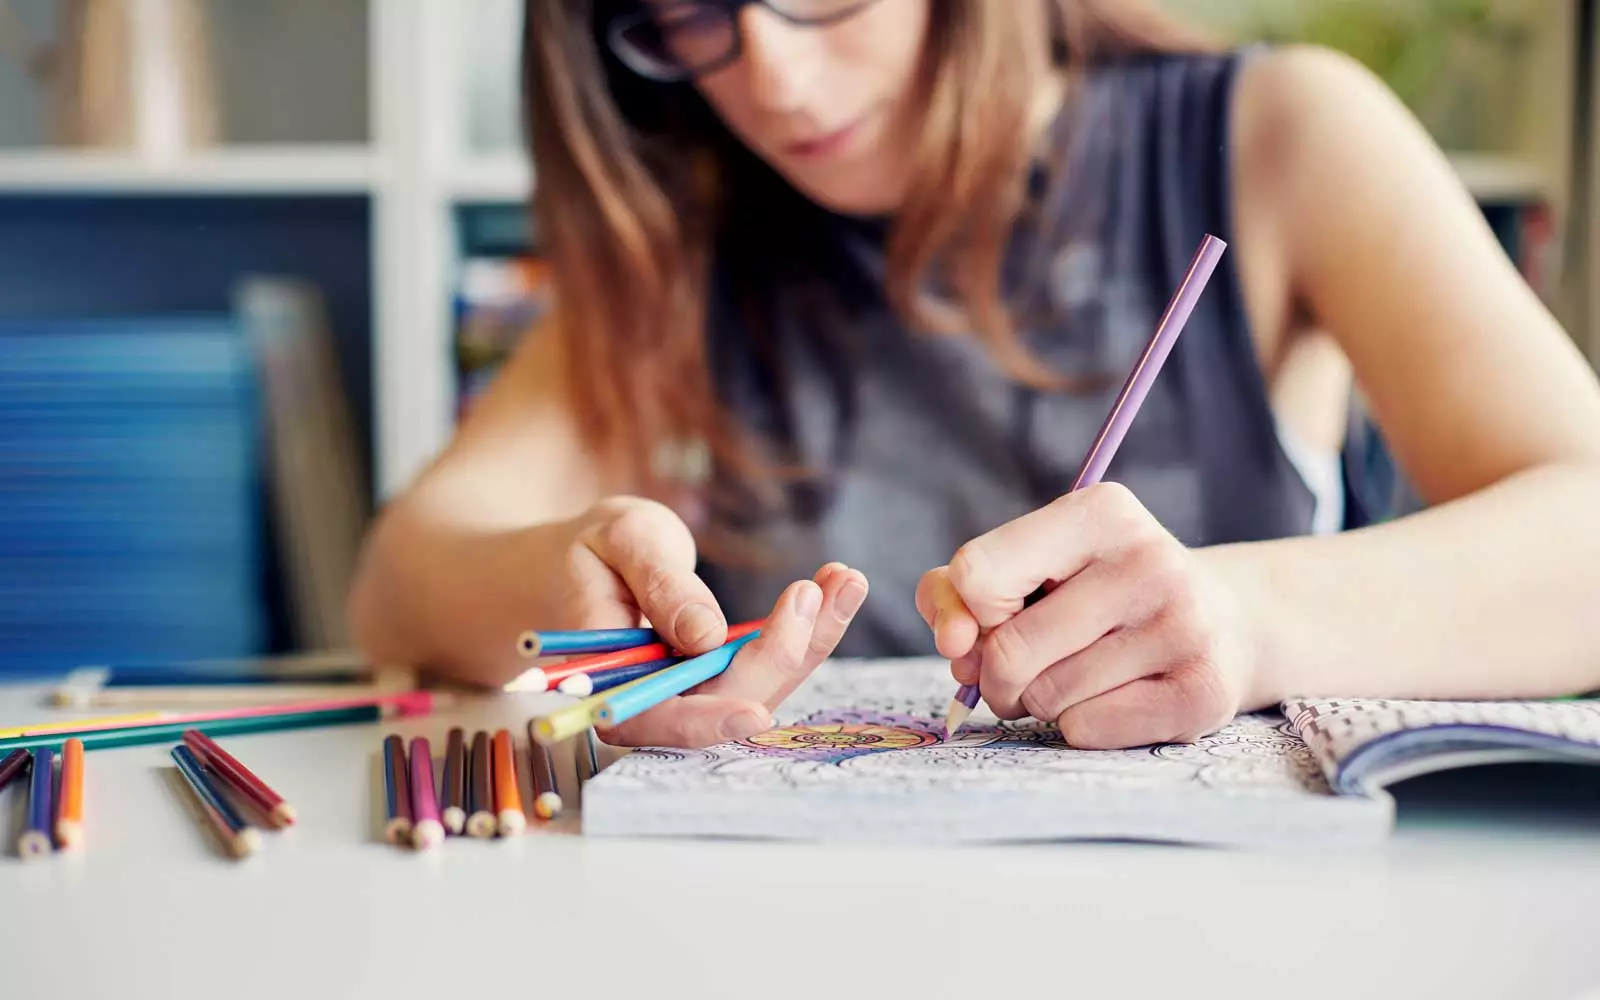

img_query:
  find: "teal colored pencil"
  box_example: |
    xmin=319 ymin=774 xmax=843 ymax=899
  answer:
xmin=592 ymin=632 xmax=760 ymax=727
xmin=0 ymin=704 xmax=387 ymax=754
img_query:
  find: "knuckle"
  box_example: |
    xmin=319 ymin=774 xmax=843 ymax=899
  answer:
xmin=1130 ymin=539 xmax=1190 ymax=596
xmin=946 ymin=542 xmax=991 ymax=598
xmin=1019 ymin=668 xmax=1067 ymax=722
xmin=982 ymin=622 xmax=1036 ymax=682
xmin=1168 ymin=663 xmax=1234 ymax=740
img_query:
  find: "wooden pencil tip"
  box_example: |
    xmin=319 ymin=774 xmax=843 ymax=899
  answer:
xmin=497 ymin=810 xmax=526 ymax=837
xmin=533 ymin=792 xmax=562 ymax=821
xmin=516 ymin=631 xmax=541 ymax=659
xmin=271 ymin=803 xmax=297 ymax=826
xmin=442 ymin=806 xmax=465 ymax=836
xmin=55 ymin=822 xmax=83 ymax=852
xmin=231 ymin=828 xmax=262 ymax=859
xmin=466 ymin=811 xmax=497 ymax=839
xmin=384 ymin=817 xmax=413 ymax=846
xmin=413 ymin=819 xmax=445 ymax=850
xmin=18 ymin=831 xmax=52 ymax=860
xmin=558 ymin=675 xmax=592 ymax=698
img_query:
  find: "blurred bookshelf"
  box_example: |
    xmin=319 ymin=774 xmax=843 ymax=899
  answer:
xmin=0 ymin=0 xmax=1593 ymax=668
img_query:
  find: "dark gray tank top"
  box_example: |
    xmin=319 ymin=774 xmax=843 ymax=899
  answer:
xmin=696 ymin=50 xmax=1382 ymax=657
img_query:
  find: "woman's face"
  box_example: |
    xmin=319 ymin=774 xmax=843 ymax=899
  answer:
xmin=691 ymin=0 xmax=931 ymax=216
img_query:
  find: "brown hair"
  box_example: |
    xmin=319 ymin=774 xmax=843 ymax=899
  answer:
xmin=523 ymin=1 xmax=1211 ymax=526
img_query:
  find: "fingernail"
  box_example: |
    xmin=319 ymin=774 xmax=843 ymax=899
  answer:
xmin=795 ymin=583 xmax=822 ymax=623
xmin=720 ymin=709 xmax=771 ymax=742
xmin=675 ymin=603 xmax=722 ymax=648
xmin=835 ymin=579 xmax=868 ymax=621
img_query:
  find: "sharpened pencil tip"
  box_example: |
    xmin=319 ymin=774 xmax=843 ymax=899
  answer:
xmin=413 ymin=819 xmax=445 ymax=850
xmin=533 ymin=792 xmax=562 ymax=821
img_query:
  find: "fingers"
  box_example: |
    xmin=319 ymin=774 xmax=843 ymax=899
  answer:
xmin=598 ymin=693 xmax=773 ymax=749
xmin=977 ymin=553 xmax=1171 ymax=720
xmin=1016 ymin=627 xmax=1161 ymax=724
xmin=915 ymin=567 xmax=980 ymax=660
xmin=579 ymin=497 xmax=727 ymax=653
xmin=705 ymin=563 xmax=868 ymax=710
xmin=946 ymin=483 xmax=1153 ymax=629
xmin=1054 ymin=665 xmax=1236 ymax=750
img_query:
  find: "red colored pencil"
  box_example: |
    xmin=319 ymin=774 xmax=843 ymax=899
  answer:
xmin=181 ymin=729 xmax=296 ymax=827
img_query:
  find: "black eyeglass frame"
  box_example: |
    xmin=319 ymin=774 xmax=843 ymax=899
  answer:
xmin=606 ymin=0 xmax=884 ymax=82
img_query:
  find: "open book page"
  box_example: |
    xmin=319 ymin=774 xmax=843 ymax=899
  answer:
xmin=1282 ymin=697 xmax=1600 ymax=795
xmin=583 ymin=658 xmax=1391 ymax=848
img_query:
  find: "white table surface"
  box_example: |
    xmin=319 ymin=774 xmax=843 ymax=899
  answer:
xmin=2 ymin=679 xmax=1598 ymax=1000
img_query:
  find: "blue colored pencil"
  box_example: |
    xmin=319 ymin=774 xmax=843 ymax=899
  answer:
xmin=19 ymin=748 xmax=54 ymax=860
xmin=557 ymin=657 xmax=681 ymax=697
xmin=516 ymin=626 xmax=660 ymax=659
xmin=593 ymin=632 xmax=761 ymax=727
xmin=172 ymin=744 xmax=259 ymax=858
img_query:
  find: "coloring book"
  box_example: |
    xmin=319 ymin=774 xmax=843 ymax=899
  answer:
xmin=580 ymin=658 xmax=1600 ymax=848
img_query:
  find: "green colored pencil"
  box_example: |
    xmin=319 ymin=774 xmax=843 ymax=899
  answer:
xmin=0 ymin=704 xmax=389 ymax=754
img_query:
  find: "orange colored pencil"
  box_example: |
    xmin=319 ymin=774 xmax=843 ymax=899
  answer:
xmin=491 ymin=729 xmax=525 ymax=837
xmin=181 ymin=729 xmax=296 ymax=826
xmin=55 ymin=738 xmax=85 ymax=850
xmin=535 ymin=620 xmax=763 ymax=692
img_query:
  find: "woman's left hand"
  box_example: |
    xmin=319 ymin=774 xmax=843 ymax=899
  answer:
xmin=915 ymin=483 xmax=1259 ymax=749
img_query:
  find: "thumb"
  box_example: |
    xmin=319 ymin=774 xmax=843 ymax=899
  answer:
xmin=579 ymin=497 xmax=727 ymax=654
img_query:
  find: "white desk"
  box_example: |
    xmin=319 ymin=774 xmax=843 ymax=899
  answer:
xmin=1 ymin=680 xmax=1598 ymax=1000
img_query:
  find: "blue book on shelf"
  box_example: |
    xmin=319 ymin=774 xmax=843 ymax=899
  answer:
xmin=0 ymin=315 xmax=267 ymax=676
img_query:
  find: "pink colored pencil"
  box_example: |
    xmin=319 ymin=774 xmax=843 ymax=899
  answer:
xmin=409 ymin=736 xmax=444 ymax=850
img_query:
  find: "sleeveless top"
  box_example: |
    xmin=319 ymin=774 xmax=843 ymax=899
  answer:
xmin=695 ymin=49 xmax=1388 ymax=658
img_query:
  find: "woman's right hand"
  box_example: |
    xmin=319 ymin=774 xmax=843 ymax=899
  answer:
xmin=526 ymin=496 xmax=868 ymax=748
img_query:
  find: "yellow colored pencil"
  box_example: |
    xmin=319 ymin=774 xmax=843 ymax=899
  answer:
xmin=0 ymin=712 xmax=162 ymax=740
xmin=529 ymin=669 xmax=662 ymax=745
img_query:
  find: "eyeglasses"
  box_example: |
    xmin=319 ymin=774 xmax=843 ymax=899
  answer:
xmin=607 ymin=0 xmax=883 ymax=82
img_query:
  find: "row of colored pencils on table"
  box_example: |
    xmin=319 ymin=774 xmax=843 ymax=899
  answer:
xmin=0 ymin=729 xmax=293 ymax=860
xmin=381 ymin=723 xmax=573 ymax=851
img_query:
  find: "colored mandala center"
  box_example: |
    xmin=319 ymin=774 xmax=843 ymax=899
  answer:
xmin=743 ymin=723 xmax=939 ymax=752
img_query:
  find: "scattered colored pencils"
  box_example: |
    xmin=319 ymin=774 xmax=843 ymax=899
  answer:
xmin=525 ymin=722 xmax=562 ymax=820
xmin=491 ymin=729 xmax=525 ymax=836
xmin=943 ymin=233 xmax=1228 ymax=738
xmin=440 ymin=727 xmax=467 ymax=835
xmin=172 ymin=744 xmax=260 ymax=859
xmin=466 ymin=730 xmax=496 ymax=838
xmin=382 ymin=734 xmax=412 ymax=845
xmin=55 ymin=738 xmax=85 ymax=851
xmin=409 ymin=737 xmax=444 ymax=849
xmin=181 ymin=730 xmax=296 ymax=827
xmin=19 ymin=747 xmax=54 ymax=860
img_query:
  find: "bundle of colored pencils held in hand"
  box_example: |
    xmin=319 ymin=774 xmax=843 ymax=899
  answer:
xmin=519 ymin=621 xmax=763 ymax=745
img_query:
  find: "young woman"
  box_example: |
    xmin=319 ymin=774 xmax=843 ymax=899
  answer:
xmin=348 ymin=0 xmax=1600 ymax=751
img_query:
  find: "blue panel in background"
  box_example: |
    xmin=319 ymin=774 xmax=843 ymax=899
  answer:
xmin=0 ymin=315 xmax=266 ymax=676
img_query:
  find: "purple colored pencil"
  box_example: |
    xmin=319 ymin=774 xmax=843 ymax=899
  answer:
xmin=408 ymin=736 xmax=443 ymax=850
xmin=943 ymin=234 xmax=1228 ymax=738
xmin=19 ymin=747 xmax=54 ymax=860
xmin=0 ymin=748 xmax=28 ymax=795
